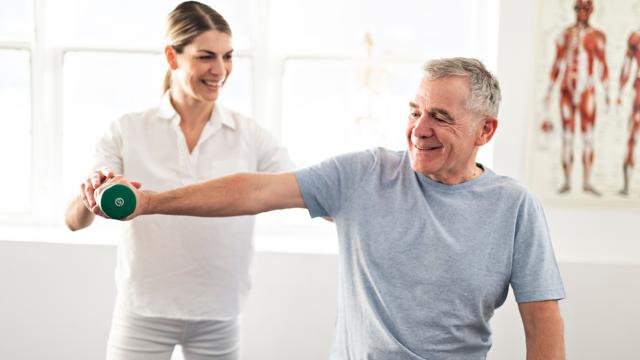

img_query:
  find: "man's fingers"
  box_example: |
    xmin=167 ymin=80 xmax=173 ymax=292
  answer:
xmin=131 ymin=181 xmax=142 ymax=189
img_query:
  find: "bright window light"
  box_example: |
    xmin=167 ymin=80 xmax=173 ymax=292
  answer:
xmin=0 ymin=50 xmax=31 ymax=213
xmin=0 ymin=0 xmax=33 ymax=41
xmin=268 ymin=0 xmax=479 ymax=58
xmin=281 ymin=59 xmax=422 ymax=166
xmin=47 ymin=0 xmax=251 ymax=50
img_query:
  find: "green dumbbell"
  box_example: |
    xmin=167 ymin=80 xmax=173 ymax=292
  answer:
xmin=96 ymin=183 xmax=136 ymax=220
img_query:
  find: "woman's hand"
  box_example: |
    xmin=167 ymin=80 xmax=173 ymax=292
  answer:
xmin=80 ymin=167 xmax=115 ymax=215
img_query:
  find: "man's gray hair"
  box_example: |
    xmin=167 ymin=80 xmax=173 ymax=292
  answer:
xmin=423 ymin=57 xmax=501 ymax=117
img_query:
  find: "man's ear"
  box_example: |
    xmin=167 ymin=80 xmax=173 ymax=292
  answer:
xmin=475 ymin=116 xmax=498 ymax=146
xmin=164 ymin=45 xmax=178 ymax=70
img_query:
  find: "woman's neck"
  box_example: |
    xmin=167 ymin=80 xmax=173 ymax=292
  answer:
xmin=169 ymin=89 xmax=215 ymax=128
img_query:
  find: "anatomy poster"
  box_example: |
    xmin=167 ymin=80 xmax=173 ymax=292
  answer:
xmin=530 ymin=0 xmax=640 ymax=208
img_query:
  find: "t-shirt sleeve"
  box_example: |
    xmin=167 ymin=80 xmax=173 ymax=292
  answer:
xmin=294 ymin=150 xmax=376 ymax=218
xmin=510 ymin=193 xmax=566 ymax=303
xmin=92 ymin=116 xmax=124 ymax=174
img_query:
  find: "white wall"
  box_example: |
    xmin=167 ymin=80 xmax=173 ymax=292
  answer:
xmin=239 ymin=252 xmax=338 ymax=360
xmin=0 ymin=242 xmax=115 ymax=359
xmin=1 ymin=242 xmax=639 ymax=360
xmin=0 ymin=241 xmax=339 ymax=360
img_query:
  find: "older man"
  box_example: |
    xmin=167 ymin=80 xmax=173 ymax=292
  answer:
xmin=88 ymin=58 xmax=565 ymax=360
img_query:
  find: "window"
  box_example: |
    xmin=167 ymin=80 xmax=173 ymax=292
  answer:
xmin=0 ymin=49 xmax=31 ymax=214
xmin=0 ymin=0 xmax=33 ymax=217
xmin=0 ymin=0 xmax=33 ymax=42
xmin=281 ymin=59 xmax=421 ymax=165
xmin=1 ymin=0 xmax=499 ymax=252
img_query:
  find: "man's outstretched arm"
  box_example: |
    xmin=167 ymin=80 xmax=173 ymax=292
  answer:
xmin=100 ymin=172 xmax=306 ymax=219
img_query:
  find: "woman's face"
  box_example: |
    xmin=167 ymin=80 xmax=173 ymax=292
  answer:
xmin=168 ymin=29 xmax=233 ymax=103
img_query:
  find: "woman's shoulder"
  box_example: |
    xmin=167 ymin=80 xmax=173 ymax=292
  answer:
xmin=217 ymin=104 xmax=254 ymax=126
xmin=112 ymin=102 xmax=170 ymax=127
xmin=217 ymin=104 xmax=274 ymax=139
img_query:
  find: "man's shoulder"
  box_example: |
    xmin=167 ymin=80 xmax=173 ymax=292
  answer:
xmin=331 ymin=147 xmax=401 ymax=163
xmin=366 ymin=147 xmax=408 ymax=172
xmin=368 ymin=147 xmax=404 ymax=160
xmin=309 ymin=148 xmax=404 ymax=180
xmin=482 ymin=170 xmax=533 ymax=200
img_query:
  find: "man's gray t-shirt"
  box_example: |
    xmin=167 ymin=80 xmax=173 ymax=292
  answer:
xmin=294 ymin=148 xmax=565 ymax=360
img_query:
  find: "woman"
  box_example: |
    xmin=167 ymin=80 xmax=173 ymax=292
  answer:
xmin=64 ymin=2 xmax=293 ymax=359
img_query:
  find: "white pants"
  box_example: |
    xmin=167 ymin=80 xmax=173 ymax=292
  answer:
xmin=106 ymin=307 xmax=239 ymax=360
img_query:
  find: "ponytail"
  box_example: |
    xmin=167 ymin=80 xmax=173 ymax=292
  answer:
xmin=162 ymin=69 xmax=171 ymax=94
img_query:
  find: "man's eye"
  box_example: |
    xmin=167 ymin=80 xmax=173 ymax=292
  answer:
xmin=410 ymin=111 xmax=420 ymax=118
xmin=430 ymin=112 xmax=448 ymax=123
xmin=223 ymin=54 xmax=233 ymax=60
xmin=198 ymin=55 xmax=214 ymax=60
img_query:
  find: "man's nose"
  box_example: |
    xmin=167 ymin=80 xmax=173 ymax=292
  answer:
xmin=413 ymin=114 xmax=434 ymax=138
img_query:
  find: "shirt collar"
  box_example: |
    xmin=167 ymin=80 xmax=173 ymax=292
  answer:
xmin=215 ymin=103 xmax=237 ymax=130
xmin=159 ymin=92 xmax=237 ymax=130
